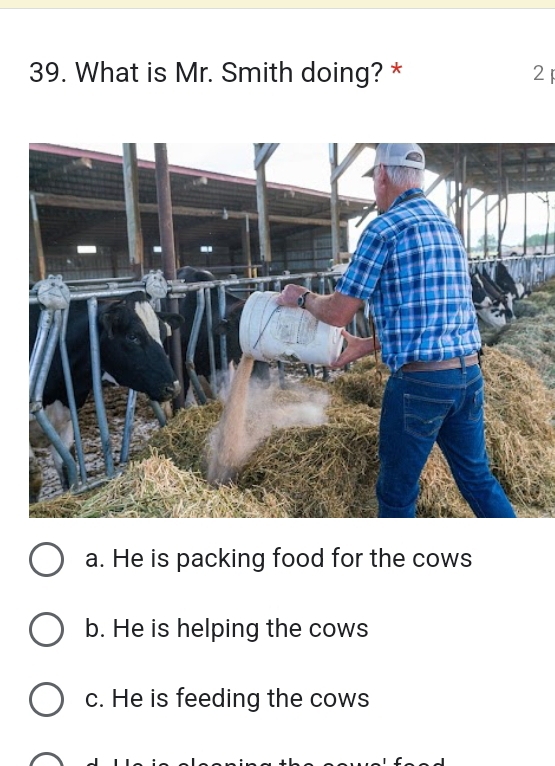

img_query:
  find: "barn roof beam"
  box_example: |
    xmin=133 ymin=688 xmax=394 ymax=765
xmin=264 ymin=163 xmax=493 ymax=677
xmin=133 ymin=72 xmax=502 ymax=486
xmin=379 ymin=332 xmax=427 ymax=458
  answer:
xmin=330 ymin=144 xmax=369 ymax=184
xmin=425 ymin=169 xmax=450 ymax=197
xmin=31 ymin=192 xmax=348 ymax=229
xmin=254 ymin=143 xmax=280 ymax=171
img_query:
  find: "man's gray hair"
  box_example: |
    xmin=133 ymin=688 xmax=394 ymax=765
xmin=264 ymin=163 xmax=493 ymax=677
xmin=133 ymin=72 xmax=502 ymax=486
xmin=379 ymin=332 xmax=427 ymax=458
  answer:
xmin=383 ymin=165 xmax=425 ymax=189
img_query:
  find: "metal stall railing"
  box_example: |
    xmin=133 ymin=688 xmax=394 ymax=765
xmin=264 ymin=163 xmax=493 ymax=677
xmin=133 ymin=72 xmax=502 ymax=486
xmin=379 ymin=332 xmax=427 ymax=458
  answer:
xmin=29 ymin=273 xmax=174 ymax=497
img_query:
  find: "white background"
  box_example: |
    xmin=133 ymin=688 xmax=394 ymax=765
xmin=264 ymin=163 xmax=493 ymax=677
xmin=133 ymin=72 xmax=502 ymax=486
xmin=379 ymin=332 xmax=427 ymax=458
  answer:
xmin=4 ymin=8 xmax=555 ymax=766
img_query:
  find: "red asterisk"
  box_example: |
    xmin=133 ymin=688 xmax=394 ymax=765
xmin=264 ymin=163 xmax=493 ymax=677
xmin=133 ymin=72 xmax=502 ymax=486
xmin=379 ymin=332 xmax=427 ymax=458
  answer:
xmin=391 ymin=62 xmax=402 ymax=73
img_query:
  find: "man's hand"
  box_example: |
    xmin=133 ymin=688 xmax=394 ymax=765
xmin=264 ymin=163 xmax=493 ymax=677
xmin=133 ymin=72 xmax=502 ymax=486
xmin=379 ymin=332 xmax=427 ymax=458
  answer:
xmin=330 ymin=329 xmax=380 ymax=369
xmin=276 ymin=284 xmax=307 ymax=307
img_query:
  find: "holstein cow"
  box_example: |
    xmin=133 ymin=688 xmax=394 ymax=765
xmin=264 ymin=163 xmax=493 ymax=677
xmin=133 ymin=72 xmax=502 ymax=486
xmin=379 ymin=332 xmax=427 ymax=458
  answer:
xmin=175 ymin=266 xmax=270 ymax=401
xmin=494 ymin=261 xmax=526 ymax=300
xmin=176 ymin=265 xmax=216 ymax=284
xmin=470 ymin=271 xmax=511 ymax=329
xmin=29 ymin=291 xmax=184 ymax=502
xmin=480 ymin=270 xmax=514 ymax=319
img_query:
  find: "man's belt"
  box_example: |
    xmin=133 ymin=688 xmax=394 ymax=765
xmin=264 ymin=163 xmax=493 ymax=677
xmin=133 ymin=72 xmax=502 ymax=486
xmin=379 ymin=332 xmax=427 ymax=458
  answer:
xmin=402 ymin=354 xmax=480 ymax=372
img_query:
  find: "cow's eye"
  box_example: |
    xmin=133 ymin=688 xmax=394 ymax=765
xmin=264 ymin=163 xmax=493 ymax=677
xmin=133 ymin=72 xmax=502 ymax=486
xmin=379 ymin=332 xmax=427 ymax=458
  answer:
xmin=126 ymin=333 xmax=140 ymax=344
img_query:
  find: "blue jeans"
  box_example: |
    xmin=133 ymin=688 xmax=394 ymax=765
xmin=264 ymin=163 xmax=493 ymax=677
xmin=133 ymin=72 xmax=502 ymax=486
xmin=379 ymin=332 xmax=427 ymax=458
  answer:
xmin=377 ymin=360 xmax=516 ymax=518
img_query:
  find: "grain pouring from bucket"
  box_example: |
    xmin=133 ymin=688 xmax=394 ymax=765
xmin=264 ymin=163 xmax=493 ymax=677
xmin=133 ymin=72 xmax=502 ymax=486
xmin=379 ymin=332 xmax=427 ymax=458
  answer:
xmin=205 ymin=294 xmax=340 ymax=486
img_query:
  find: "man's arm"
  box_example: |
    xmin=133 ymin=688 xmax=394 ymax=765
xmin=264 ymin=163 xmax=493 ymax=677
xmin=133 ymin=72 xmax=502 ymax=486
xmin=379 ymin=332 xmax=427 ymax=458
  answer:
xmin=276 ymin=284 xmax=364 ymax=327
xmin=329 ymin=330 xmax=380 ymax=369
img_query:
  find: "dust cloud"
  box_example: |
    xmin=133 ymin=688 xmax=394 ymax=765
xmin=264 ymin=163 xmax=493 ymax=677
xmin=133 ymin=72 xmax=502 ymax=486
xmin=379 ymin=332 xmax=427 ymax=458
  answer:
xmin=206 ymin=357 xmax=330 ymax=486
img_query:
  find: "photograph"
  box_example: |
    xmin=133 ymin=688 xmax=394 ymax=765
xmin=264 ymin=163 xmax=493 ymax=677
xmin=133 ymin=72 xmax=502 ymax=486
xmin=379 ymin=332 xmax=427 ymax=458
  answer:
xmin=29 ymin=142 xmax=555 ymax=519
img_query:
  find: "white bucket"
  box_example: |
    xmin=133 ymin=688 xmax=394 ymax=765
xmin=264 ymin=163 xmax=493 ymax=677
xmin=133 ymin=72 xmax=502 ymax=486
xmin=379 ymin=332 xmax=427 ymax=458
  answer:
xmin=239 ymin=291 xmax=344 ymax=366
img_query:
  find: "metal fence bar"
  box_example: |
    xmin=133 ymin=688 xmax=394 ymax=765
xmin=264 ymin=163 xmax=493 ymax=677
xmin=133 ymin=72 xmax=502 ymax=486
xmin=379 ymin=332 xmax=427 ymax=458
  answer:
xmin=120 ymin=389 xmax=137 ymax=465
xmin=87 ymin=297 xmax=115 ymax=479
xmin=185 ymin=290 xmax=208 ymax=405
xmin=59 ymin=304 xmax=87 ymax=485
xmin=204 ymin=286 xmax=217 ymax=397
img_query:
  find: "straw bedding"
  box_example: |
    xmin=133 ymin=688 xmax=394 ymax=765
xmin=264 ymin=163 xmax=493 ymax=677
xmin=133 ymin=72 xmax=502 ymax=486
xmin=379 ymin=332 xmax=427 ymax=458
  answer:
xmin=30 ymin=280 xmax=555 ymax=520
xmin=492 ymin=280 xmax=555 ymax=390
xmin=30 ymin=450 xmax=288 ymax=519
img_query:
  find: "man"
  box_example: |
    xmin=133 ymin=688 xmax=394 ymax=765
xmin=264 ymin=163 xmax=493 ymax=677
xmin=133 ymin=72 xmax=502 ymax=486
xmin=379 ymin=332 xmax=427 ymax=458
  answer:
xmin=277 ymin=143 xmax=516 ymax=519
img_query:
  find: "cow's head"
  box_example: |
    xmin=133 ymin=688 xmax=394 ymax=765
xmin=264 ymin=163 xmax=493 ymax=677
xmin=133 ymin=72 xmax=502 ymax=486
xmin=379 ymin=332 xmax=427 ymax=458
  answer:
xmin=98 ymin=292 xmax=184 ymax=402
xmin=476 ymin=304 xmax=507 ymax=329
xmin=471 ymin=274 xmax=507 ymax=329
xmin=213 ymin=301 xmax=244 ymax=364
xmin=177 ymin=265 xmax=216 ymax=283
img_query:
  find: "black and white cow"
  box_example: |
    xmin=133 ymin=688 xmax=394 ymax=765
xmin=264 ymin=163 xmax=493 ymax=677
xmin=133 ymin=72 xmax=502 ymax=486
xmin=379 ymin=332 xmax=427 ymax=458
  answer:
xmin=481 ymin=270 xmax=514 ymax=319
xmin=470 ymin=271 xmax=511 ymax=329
xmin=494 ymin=261 xmax=526 ymax=300
xmin=175 ymin=267 xmax=270 ymax=401
xmin=29 ymin=291 xmax=184 ymax=502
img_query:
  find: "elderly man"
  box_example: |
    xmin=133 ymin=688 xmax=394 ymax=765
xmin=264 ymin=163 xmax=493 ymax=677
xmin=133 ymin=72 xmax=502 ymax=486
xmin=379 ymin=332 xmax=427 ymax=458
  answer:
xmin=278 ymin=143 xmax=516 ymax=519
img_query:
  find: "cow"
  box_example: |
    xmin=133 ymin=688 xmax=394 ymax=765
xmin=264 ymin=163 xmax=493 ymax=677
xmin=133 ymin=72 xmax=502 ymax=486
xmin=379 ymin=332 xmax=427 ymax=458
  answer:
xmin=29 ymin=290 xmax=184 ymax=502
xmin=470 ymin=271 xmax=510 ymax=329
xmin=174 ymin=267 xmax=270 ymax=402
xmin=480 ymin=270 xmax=514 ymax=319
xmin=176 ymin=265 xmax=217 ymax=283
xmin=494 ymin=261 xmax=526 ymax=300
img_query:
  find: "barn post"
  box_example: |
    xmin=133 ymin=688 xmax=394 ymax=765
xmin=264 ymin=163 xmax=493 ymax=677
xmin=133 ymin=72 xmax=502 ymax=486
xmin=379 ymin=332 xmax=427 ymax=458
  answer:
xmin=466 ymin=188 xmax=472 ymax=256
xmin=330 ymin=143 xmax=371 ymax=262
xmin=254 ymin=143 xmax=278 ymax=277
xmin=497 ymin=144 xmax=503 ymax=258
xmin=523 ymin=145 xmax=528 ymax=254
xmin=122 ymin=143 xmax=144 ymax=280
xmin=484 ymin=195 xmax=489 ymax=258
xmin=329 ymin=143 xmax=341 ymax=265
xmin=453 ymin=144 xmax=465 ymax=240
xmin=241 ymin=214 xmax=253 ymax=278
xmin=461 ymin=151 xmax=468 ymax=249
xmin=29 ymin=194 xmax=46 ymax=282
xmin=469 ymin=192 xmax=486 ymax=258
xmin=154 ymin=143 xmax=185 ymax=410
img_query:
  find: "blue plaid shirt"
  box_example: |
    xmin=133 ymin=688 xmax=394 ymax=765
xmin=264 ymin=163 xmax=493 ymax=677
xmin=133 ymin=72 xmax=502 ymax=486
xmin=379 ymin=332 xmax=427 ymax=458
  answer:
xmin=336 ymin=189 xmax=481 ymax=372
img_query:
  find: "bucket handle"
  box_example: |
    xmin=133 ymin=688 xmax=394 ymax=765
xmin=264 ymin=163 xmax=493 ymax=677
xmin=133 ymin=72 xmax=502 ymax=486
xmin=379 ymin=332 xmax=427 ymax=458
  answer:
xmin=252 ymin=305 xmax=281 ymax=351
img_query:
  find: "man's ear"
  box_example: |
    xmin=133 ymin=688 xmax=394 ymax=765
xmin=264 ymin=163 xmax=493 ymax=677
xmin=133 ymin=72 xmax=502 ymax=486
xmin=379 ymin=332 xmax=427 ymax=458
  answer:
xmin=374 ymin=164 xmax=386 ymax=186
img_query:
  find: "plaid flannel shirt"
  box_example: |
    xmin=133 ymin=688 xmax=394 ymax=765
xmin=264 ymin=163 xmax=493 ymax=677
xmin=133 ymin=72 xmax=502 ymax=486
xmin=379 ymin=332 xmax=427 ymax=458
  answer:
xmin=336 ymin=189 xmax=481 ymax=372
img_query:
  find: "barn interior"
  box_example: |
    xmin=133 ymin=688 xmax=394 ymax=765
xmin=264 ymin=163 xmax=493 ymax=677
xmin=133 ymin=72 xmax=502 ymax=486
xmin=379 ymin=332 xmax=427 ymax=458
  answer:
xmin=29 ymin=143 xmax=370 ymax=283
xmin=29 ymin=143 xmax=555 ymax=285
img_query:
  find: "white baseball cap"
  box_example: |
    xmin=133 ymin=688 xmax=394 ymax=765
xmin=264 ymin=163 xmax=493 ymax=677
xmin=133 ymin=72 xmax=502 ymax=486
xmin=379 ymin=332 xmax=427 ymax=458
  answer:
xmin=364 ymin=143 xmax=426 ymax=177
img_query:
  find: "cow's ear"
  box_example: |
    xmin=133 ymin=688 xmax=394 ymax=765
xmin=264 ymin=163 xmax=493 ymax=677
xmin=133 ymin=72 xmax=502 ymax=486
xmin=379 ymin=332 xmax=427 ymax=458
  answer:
xmin=157 ymin=311 xmax=185 ymax=330
xmin=213 ymin=318 xmax=230 ymax=336
xmin=99 ymin=303 xmax=124 ymax=339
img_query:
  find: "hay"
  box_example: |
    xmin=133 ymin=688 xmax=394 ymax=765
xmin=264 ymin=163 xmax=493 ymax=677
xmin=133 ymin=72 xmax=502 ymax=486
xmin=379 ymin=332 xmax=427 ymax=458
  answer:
xmin=30 ymin=452 xmax=289 ymax=519
xmin=480 ymin=347 xmax=555 ymax=510
xmin=239 ymin=402 xmax=381 ymax=517
xmin=235 ymin=348 xmax=555 ymax=518
xmin=145 ymin=401 xmax=222 ymax=473
xmin=332 ymin=364 xmax=387 ymax=407
xmin=417 ymin=448 xmax=474 ymax=519
xmin=30 ymin=336 xmax=555 ymax=519
xmin=481 ymin=347 xmax=555 ymax=431
xmin=493 ymin=310 xmax=555 ymax=389
xmin=485 ymin=278 xmax=555 ymax=387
